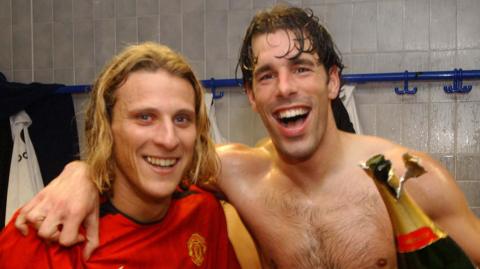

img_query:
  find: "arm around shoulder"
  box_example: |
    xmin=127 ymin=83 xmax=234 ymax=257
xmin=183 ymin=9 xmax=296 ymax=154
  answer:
xmin=14 ymin=160 xmax=100 ymax=259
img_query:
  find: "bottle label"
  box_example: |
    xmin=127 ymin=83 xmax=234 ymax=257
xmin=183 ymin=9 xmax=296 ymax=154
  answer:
xmin=397 ymin=226 xmax=438 ymax=253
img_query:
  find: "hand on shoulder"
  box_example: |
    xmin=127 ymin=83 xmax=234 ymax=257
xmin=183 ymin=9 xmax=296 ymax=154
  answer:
xmin=14 ymin=160 xmax=100 ymax=260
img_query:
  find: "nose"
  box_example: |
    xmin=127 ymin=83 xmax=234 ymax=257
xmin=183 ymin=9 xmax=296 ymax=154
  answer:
xmin=152 ymin=120 xmax=180 ymax=150
xmin=276 ymin=70 xmax=296 ymax=97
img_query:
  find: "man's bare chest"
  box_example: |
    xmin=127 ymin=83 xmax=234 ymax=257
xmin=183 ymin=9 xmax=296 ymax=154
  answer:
xmin=238 ymin=186 xmax=398 ymax=269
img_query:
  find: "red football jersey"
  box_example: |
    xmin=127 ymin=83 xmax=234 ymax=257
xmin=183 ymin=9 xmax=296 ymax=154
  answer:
xmin=0 ymin=185 xmax=241 ymax=269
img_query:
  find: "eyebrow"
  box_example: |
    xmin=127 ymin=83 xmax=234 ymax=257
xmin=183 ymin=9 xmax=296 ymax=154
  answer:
xmin=176 ymin=108 xmax=196 ymax=116
xmin=289 ymin=57 xmax=316 ymax=67
xmin=253 ymin=56 xmax=316 ymax=78
xmin=253 ymin=64 xmax=273 ymax=78
xmin=127 ymin=106 xmax=195 ymax=115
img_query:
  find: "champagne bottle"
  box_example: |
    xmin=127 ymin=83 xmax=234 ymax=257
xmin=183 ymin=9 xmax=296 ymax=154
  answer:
xmin=360 ymin=153 xmax=474 ymax=269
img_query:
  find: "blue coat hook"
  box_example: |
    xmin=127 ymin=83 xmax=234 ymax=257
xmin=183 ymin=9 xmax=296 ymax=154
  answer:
xmin=394 ymin=70 xmax=417 ymax=95
xmin=210 ymin=78 xmax=224 ymax=100
xmin=443 ymin=68 xmax=472 ymax=94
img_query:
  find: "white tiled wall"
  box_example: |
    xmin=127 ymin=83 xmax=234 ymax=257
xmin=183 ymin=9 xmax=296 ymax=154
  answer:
xmin=0 ymin=0 xmax=479 ymax=214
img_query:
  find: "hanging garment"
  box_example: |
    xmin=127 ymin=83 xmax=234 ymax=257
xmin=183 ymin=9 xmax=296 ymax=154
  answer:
xmin=205 ymin=93 xmax=228 ymax=144
xmin=332 ymin=94 xmax=355 ymax=134
xmin=339 ymin=85 xmax=363 ymax=134
xmin=5 ymin=111 xmax=44 ymax=223
xmin=0 ymin=79 xmax=79 ymax=228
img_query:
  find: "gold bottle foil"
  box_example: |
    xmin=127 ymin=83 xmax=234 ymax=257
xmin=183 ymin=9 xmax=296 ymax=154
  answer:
xmin=361 ymin=153 xmax=447 ymax=252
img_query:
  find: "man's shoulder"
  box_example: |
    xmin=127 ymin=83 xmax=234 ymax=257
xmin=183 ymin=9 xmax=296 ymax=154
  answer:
xmin=356 ymin=133 xmax=399 ymax=147
xmin=347 ymin=134 xmax=440 ymax=174
xmin=217 ymin=143 xmax=272 ymax=165
xmin=360 ymin=136 xmax=448 ymax=187
xmin=216 ymin=142 xmax=256 ymax=154
xmin=175 ymin=185 xmax=228 ymax=218
xmin=215 ymin=143 xmax=272 ymax=189
xmin=358 ymin=135 xmax=429 ymax=166
xmin=344 ymin=133 xmax=403 ymax=159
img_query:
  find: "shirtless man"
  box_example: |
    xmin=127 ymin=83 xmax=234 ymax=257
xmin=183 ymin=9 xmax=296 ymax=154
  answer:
xmin=14 ymin=5 xmax=480 ymax=269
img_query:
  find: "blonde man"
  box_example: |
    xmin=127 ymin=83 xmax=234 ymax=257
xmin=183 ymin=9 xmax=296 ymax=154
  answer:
xmin=0 ymin=42 xmax=240 ymax=269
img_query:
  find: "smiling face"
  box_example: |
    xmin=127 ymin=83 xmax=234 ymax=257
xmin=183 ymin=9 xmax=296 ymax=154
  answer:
xmin=110 ymin=69 xmax=196 ymax=221
xmin=247 ymin=30 xmax=340 ymax=163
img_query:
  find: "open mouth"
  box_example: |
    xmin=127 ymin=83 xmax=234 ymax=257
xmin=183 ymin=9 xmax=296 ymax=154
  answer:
xmin=275 ymin=107 xmax=310 ymax=128
xmin=145 ymin=156 xmax=178 ymax=168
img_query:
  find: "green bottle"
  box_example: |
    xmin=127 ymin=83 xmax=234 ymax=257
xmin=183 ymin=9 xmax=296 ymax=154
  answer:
xmin=360 ymin=153 xmax=474 ymax=269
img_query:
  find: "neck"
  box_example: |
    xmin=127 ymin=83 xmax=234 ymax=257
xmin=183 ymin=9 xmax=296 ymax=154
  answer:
xmin=110 ymin=181 xmax=172 ymax=223
xmin=274 ymin=118 xmax=347 ymax=193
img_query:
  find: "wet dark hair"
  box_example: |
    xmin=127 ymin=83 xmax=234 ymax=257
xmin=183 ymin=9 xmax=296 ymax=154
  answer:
xmin=236 ymin=5 xmax=344 ymax=89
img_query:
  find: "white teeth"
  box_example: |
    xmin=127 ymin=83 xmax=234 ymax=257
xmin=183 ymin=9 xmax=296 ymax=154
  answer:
xmin=146 ymin=156 xmax=177 ymax=167
xmin=278 ymin=108 xmax=308 ymax=119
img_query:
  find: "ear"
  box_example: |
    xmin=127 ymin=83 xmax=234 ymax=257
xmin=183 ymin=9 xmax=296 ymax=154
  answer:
xmin=245 ymin=84 xmax=258 ymax=112
xmin=327 ymin=65 xmax=341 ymax=100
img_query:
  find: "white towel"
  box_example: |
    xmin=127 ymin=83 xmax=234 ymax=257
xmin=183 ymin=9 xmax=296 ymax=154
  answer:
xmin=205 ymin=93 xmax=227 ymax=144
xmin=6 ymin=110 xmax=44 ymax=223
xmin=340 ymin=85 xmax=363 ymax=134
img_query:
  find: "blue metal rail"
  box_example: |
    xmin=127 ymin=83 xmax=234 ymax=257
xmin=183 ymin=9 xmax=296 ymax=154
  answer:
xmin=56 ymin=68 xmax=480 ymax=97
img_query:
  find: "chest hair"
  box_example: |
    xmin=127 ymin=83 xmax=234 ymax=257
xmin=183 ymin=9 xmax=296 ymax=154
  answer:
xmin=259 ymin=187 xmax=394 ymax=269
